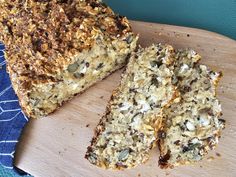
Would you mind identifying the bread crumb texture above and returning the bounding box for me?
[159,49,225,168]
[86,44,177,169]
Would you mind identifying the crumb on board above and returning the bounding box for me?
[207,156,215,162]
[138,174,141,177]
[187,34,190,37]
[200,165,203,168]
[100,96,104,99]
[86,124,90,128]
[216,152,221,157]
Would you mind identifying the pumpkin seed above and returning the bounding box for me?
[96,63,104,70]
[150,60,162,68]
[126,35,133,44]
[73,72,84,78]
[33,99,40,106]
[158,52,165,59]
[151,77,159,87]
[67,62,78,73]
[187,143,201,151]
[118,149,129,161]
[88,153,97,164]
[171,75,178,85]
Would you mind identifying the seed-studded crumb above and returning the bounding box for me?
[0,0,138,118]
[85,44,177,169]
[159,49,225,168]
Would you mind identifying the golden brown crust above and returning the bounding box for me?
[0,0,136,118]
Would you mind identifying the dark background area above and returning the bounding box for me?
[104,0,236,40]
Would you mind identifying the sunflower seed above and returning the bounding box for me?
[96,63,104,70]
[150,60,162,68]
[118,149,129,161]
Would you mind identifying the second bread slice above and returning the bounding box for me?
[158,49,225,168]
[85,44,177,169]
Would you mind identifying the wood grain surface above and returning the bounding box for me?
[14,21,236,177]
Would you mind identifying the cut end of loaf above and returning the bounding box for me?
[20,37,138,118]
[0,0,138,118]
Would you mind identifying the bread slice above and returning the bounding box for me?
[85,44,177,169]
[0,0,138,118]
[158,49,225,168]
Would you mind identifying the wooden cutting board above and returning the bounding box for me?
[14,21,236,177]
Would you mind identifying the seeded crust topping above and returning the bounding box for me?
[0,0,138,118]
[158,49,225,168]
[85,44,177,169]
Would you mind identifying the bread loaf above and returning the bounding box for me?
[0,0,138,118]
